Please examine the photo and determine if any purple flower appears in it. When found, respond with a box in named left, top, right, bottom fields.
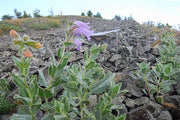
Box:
left=74, top=21, right=93, bottom=40
left=73, top=39, right=82, bottom=50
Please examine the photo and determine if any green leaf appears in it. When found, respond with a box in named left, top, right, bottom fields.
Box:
left=111, top=105, right=122, bottom=110
left=110, top=83, right=122, bottom=98
left=38, top=87, right=53, bottom=98
left=38, top=70, right=47, bottom=87
left=13, top=56, right=22, bottom=69
left=0, top=78, right=10, bottom=91
left=54, top=100, right=63, bottom=113
left=161, top=86, right=171, bottom=93
left=84, top=50, right=88, bottom=61
left=41, top=112, right=54, bottom=120
left=49, top=64, right=57, bottom=77
left=54, top=115, right=66, bottom=120
left=29, top=75, right=39, bottom=98
left=18, top=105, right=30, bottom=114
left=118, top=114, right=126, bottom=120
left=175, top=56, right=180, bottom=63
left=90, top=72, right=114, bottom=94
left=19, top=88, right=29, bottom=98
left=63, top=52, right=73, bottom=58
left=162, top=80, right=176, bottom=87
left=11, top=73, right=25, bottom=88
left=50, top=51, right=56, bottom=65
left=94, top=109, right=102, bottom=120
left=90, top=45, right=99, bottom=54
left=173, top=46, right=180, bottom=55
left=62, top=83, right=77, bottom=92
left=156, top=96, right=163, bottom=104
left=158, top=45, right=167, bottom=54
left=32, top=104, right=41, bottom=114
left=64, top=100, right=70, bottom=113
left=24, top=57, right=31, bottom=68
left=58, top=58, right=68, bottom=69
left=57, top=47, right=62, bottom=58
left=49, top=78, right=61, bottom=89
left=85, top=61, right=95, bottom=69
left=10, top=114, right=32, bottom=120
left=64, top=42, right=73, bottom=46
left=41, top=103, right=54, bottom=111
left=14, top=94, right=32, bottom=103
left=38, top=74, right=47, bottom=89
left=163, top=66, right=171, bottom=75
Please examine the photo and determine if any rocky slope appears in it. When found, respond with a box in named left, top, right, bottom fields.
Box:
left=0, top=16, right=179, bottom=120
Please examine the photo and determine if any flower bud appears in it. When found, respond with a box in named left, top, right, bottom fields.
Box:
left=23, top=50, right=32, bottom=57
left=10, top=30, right=18, bottom=38
left=25, top=41, right=42, bottom=49
left=13, top=39, right=24, bottom=46
left=23, top=35, right=29, bottom=41
left=33, top=42, right=42, bottom=49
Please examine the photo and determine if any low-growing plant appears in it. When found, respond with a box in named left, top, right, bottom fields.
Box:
left=3, top=21, right=126, bottom=120
left=132, top=29, right=180, bottom=102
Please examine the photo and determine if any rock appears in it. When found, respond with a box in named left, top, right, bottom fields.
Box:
left=164, top=95, right=180, bottom=107
left=144, top=44, right=151, bottom=52
left=36, top=110, right=44, bottom=120
left=169, top=108, right=180, bottom=120
left=156, top=111, right=172, bottom=120
left=68, top=55, right=83, bottom=62
left=126, top=81, right=143, bottom=97
left=119, top=103, right=128, bottom=114
left=151, top=48, right=159, bottom=56
left=175, top=82, right=180, bottom=95
left=134, top=97, right=149, bottom=106
left=125, top=98, right=136, bottom=108
left=114, top=73, right=129, bottom=83
left=109, top=54, right=122, bottom=62
left=112, top=95, right=126, bottom=105
left=137, top=43, right=145, bottom=56
left=110, top=48, right=117, bottom=53
left=0, top=114, right=11, bottom=120
left=126, top=107, right=155, bottom=120
left=143, top=99, right=164, bottom=118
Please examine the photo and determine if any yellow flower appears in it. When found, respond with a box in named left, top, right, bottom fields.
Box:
left=10, top=30, right=18, bottom=38
left=23, top=50, right=32, bottom=58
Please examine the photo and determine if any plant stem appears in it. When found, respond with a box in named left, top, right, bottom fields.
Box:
left=47, top=77, right=53, bottom=89
left=144, top=74, right=150, bottom=97
left=29, top=106, right=37, bottom=120
left=158, top=78, right=164, bottom=95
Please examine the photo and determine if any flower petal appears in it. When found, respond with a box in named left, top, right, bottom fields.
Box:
left=73, top=39, right=82, bottom=50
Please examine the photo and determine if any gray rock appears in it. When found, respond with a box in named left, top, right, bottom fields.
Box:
left=156, top=111, right=172, bottom=120
left=109, top=54, right=122, bottom=62
left=175, top=82, right=180, bottom=95
left=126, top=81, right=143, bottom=97
left=143, top=99, right=164, bottom=117
left=144, top=44, right=151, bottom=52
left=134, top=97, right=149, bottom=106
left=125, top=98, right=136, bottom=108
left=112, top=95, right=126, bottom=104
left=119, top=103, right=128, bottom=114
left=126, top=107, right=155, bottom=120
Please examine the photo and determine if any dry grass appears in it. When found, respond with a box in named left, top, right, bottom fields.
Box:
left=0, top=17, right=62, bottom=36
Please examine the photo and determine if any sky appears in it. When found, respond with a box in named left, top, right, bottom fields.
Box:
left=0, top=0, right=180, bottom=29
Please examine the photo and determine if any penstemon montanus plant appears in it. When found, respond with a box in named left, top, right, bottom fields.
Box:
left=8, top=21, right=127, bottom=120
